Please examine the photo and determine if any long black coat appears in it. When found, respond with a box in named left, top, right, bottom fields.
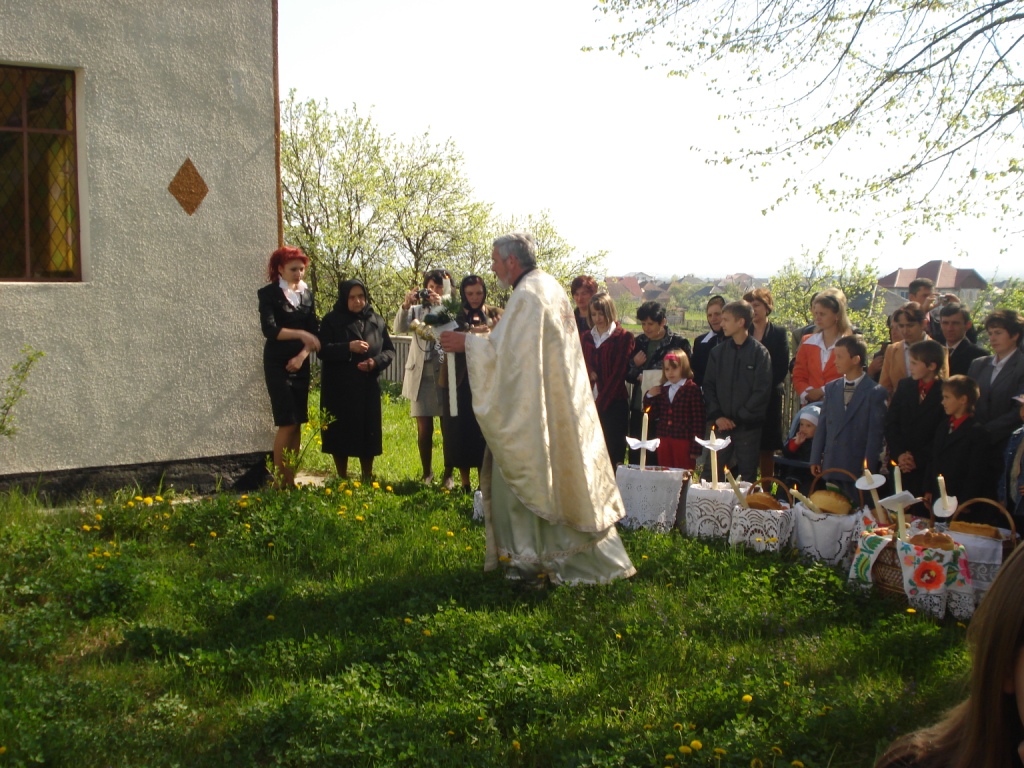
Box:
left=753, top=321, right=790, bottom=449
left=930, top=417, right=1000, bottom=525
left=318, top=305, right=395, bottom=458
left=885, top=378, right=945, bottom=497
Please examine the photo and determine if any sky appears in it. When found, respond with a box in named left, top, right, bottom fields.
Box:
left=277, top=0, right=1023, bottom=281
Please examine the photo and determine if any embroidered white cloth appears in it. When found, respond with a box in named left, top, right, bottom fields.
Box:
left=615, top=464, right=687, bottom=532
left=729, top=504, right=795, bottom=552
left=794, top=502, right=862, bottom=566
left=685, top=481, right=750, bottom=540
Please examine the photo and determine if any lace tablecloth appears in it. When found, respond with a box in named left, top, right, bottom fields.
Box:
left=615, top=464, right=688, bottom=532
left=684, top=481, right=750, bottom=540
left=729, top=504, right=795, bottom=552
left=849, top=532, right=975, bottom=619
left=793, top=503, right=869, bottom=567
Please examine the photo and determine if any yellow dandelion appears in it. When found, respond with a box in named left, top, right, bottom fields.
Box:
left=134, top=495, right=143, bottom=501
left=714, top=748, right=727, bottom=755
left=239, top=501, right=248, bottom=508
left=268, top=542, right=275, bottom=548
left=372, top=482, right=380, bottom=489
left=324, top=488, right=332, bottom=495
left=792, top=762, right=805, bottom=768
left=210, top=531, right=217, bottom=538
left=742, top=694, right=753, bottom=703
left=641, top=555, right=649, bottom=560
left=690, top=740, right=702, bottom=750
left=615, top=633, right=622, bottom=639
left=353, top=481, right=361, bottom=488
left=643, top=725, right=653, bottom=730
left=512, top=740, right=520, bottom=751
left=431, top=526, right=440, bottom=531
left=498, top=555, right=510, bottom=562
left=94, top=498, right=103, bottom=505
left=664, top=755, right=676, bottom=761
left=679, top=746, right=692, bottom=755
left=355, top=515, right=365, bottom=521
left=443, top=488, right=450, bottom=494
left=447, top=730, right=455, bottom=735
left=446, top=531, right=454, bottom=537
left=386, top=485, right=393, bottom=492
left=363, top=504, right=369, bottom=509
left=751, top=760, right=764, bottom=768
left=404, top=617, right=413, bottom=624
left=189, top=542, right=196, bottom=547
left=267, top=614, right=275, bottom=621
left=244, top=523, right=251, bottom=529
left=94, top=513, right=103, bottom=522
left=162, top=525, right=169, bottom=531
left=345, top=490, right=353, bottom=496
left=906, top=607, right=917, bottom=614
left=163, top=512, right=170, bottom=518
left=339, top=506, right=347, bottom=512
left=82, top=524, right=92, bottom=531
left=126, top=501, right=135, bottom=508
left=465, top=546, right=472, bottom=551
left=477, top=716, right=484, bottom=721
left=772, top=747, right=784, bottom=756
left=102, top=551, right=111, bottom=558
left=422, top=629, right=432, bottom=637
left=783, top=681, right=791, bottom=687
left=143, top=497, right=153, bottom=505
left=673, top=723, right=683, bottom=731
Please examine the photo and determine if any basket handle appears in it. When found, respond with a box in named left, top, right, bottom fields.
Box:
left=746, top=476, right=794, bottom=506
left=810, top=467, right=865, bottom=505
left=950, top=498, right=1017, bottom=547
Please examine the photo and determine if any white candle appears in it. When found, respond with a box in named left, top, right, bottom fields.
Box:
left=710, top=427, right=719, bottom=490
left=791, top=486, right=821, bottom=514
left=863, top=462, right=884, bottom=523
left=726, top=468, right=747, bottom=508
left=640, top=411, right=649, bottom=470
left=891, top=463, right=906, bottom=540
left=938, top=474, right=949, bottom=508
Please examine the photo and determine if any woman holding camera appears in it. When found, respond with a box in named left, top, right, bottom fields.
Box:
left=394, top=269, right=454, bottom=487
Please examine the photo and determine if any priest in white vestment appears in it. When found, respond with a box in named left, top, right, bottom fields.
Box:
left=440, top=233, right=636, bottom=586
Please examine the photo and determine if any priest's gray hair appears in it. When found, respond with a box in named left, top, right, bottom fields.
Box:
left=493, top=232, right=537, bottom=269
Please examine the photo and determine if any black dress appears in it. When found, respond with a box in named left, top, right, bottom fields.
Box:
left=441, top=305, right=499, bottom=470
left=753, top=321, right=790, bottom=451
left=258, top=281, right=318, bottom=426
left=318, top=281, right=395, bottom=458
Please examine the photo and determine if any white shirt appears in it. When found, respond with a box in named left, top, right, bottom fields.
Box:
left=666, top=378, right=689, bottom=403
left=991, top=348, right=1019, bottom=384
left=279, top=277, right=308, bottom=308
left=590, top=322, right=617, bottom=349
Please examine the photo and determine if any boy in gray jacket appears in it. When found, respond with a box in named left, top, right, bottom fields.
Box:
left=702, top=300, right=773, bottom=481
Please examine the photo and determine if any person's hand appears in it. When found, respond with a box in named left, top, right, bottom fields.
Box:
left=439, top=331, right=466, bottom=354
left=402, top=289, right=419, bottom=310
left=356, top=358, right=375, bottom=372
left=897, top=452, right=917, bottom=473
left=715, top=417, right=736, bottom=431
left=811, top=464, right=822, bottom=477
left=285, top=350, right=307, bottom=372
left=590, top=371, right=598, bottom=383
left=633, top=350, right=647, bottom=367
left=792, top=433, right=806, bottom=446
left=647, top=385, right=661, bottom=397
left=300, top=331, right=320, bottom=352
left=349, top=340, right=369, bottom=354
left=867, top=355, right=884, bottom=377
left=426, top=289, right=441, bottom=306
left=805, top=388, right=824, bottom=403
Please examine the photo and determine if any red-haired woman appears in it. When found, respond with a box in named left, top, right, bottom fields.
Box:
left=257, top=246, right=319, bottom=488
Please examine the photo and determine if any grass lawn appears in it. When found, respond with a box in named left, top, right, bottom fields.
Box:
left=0, top=395, right=969, bottom=767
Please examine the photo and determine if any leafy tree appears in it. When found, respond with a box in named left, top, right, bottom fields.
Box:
left=591, top=0, right=1024, bottom=230
left=768, top=248, right=887, bottom=346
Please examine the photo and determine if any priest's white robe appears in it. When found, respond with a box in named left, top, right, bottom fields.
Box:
left=464, top=269, right=636, bottom=585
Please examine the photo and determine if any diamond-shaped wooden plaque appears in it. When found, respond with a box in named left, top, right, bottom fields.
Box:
left=168, top=158, right=208, bottom=215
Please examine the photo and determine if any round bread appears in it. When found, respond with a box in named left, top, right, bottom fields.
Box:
left=746, top=492, right=783, bottom=511
left=809, top=490, right=852, bottom=515
left=949, top=521, right=1002, bottom=539
left=908, top=530, right=955, bottom=551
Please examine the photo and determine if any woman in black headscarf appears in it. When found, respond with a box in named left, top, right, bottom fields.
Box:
left=318, top=279, right=395, bottom=480
left=440, top=275, right=501, bottom=492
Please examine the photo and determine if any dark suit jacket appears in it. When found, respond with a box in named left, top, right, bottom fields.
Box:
left=931, top=417, right=998, bottom=523
left=884, top=378, right=945, bottom=497
left=754, top=321, right=790, bottom=387
left=690, top=328, right=723, bottom=387
left=968, top=351, right=1024, bottom=446
left=947, top=340, right=988, bottom=377
left=810, top=374, right=888, bottom=477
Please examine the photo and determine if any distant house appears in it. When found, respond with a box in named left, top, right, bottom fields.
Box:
left=878, top=260, right=987, bottom=305
left=605, top=276, right=644, bottom=302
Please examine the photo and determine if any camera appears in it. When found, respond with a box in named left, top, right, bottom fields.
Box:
left=416, top=289, right=432, bottom=303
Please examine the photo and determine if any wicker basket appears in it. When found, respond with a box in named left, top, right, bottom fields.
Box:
left=870, top=537, right=907, bottom=601
left=949, top=498, right=1017, bottom=559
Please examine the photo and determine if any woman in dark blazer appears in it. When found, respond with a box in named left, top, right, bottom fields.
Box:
left=318, top=279, right=395, bottom=481
left=257, top=246, right=319, bottom=488
left=744, top=288, right=790, bottom=477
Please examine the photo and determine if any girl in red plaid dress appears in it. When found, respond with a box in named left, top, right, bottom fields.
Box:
left=644, top=349, right=706, bottom=470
